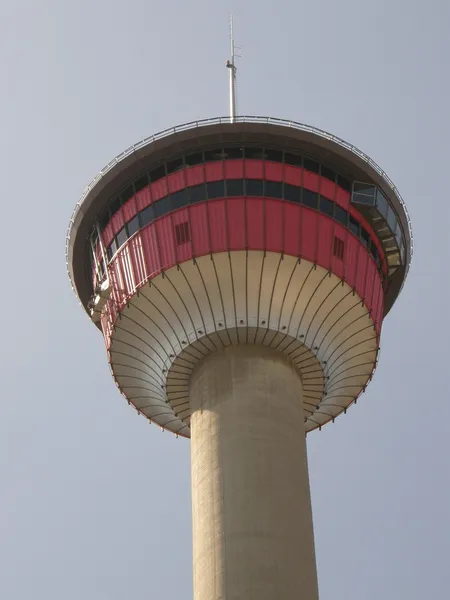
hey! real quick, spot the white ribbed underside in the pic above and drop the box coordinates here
[108,251,378,436]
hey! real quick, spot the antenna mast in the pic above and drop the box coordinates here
[226,15,237,122]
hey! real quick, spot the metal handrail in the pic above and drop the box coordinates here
[66,115,413,299]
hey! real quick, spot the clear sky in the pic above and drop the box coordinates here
[0,0,448,598]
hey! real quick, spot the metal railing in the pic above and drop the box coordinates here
[65,115,413,300]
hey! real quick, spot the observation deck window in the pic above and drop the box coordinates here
[207,181,226,199]
[189,183,207,203]
[284,152,302,167]
[153,196,171,218]
[185,151,203,166]
[349,215,360,236]
[116,227,127,249]
[134,173,149,193]
[264,180,283,199]
[319,196,334,217]
[335,204,348,226]
[126,215,140,237]
[223,147,244,159]
[284,183,301,203]
[121,185,134,204]
[167,157,184,174]
[171,189,189,210]
[303,189,318,209]
[246,179,264,196]
[321,165,336,182]
[226,179,244,196]
[352,182,377,206]
[265,148,283,162]
[304,158,320,173]
[140,204,155,227]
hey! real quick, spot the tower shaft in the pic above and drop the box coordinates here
[190,345,319,600]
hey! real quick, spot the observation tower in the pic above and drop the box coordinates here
[65,23,412,600]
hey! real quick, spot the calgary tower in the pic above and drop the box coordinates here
[66,18,412,600]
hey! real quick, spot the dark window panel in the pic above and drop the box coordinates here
[284,152,302,166]
[304,158,320,173]
[166,157,184,174]
[116,227,128,249]
[246,179,264,196]
[264,180,283,199]
[149,164,165,182]
[99,212,110,230]
[320,195,334,217]
[360,227,370,248]
[107,240,116,261]
[207,180,225,199]
[121,185,134,203]
[223,146,243,159]
[321,166,336,182]
[376,188,389,218]
[353,182,377,196]
[204,148,223,162]
[337,174,351,192]
[153,196,172,218]
[140,204,155,227]
[370,243,378,262]
[302,189,318,209]
[134,173,149,193]
[244,147,265,159]
[226,179,244,196]
[284,183,301,203]
[349,215,360,236]
[387,206,397,232]
[265,148,283,162]
[171,189,189,210]
[110,196,122,216]
[126,215,140,237]
[334,205,348,226]
[189,183,207,203]
[185,151,203,166]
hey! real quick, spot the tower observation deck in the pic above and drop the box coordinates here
[66,115,412,599]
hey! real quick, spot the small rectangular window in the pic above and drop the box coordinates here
[226,179,244,196]
[244,147,264,159]
[185,151,203,166]
[153,196,171,218]
[333,237,345,260]
[302,189,318,209]
[110,196,122,217]
[207,180,225,199]
[321,166,335,182]
[121,185,134,203]
[246,179,264,196]
[175,221,190,246]
[149,164,165,182]
[284,152,302,167]
[352,182,376,206]
[204,148,223,162]
[319,196,334,217]
[223,146,243,159]
[337,175,351,191]
[99,212,110,231]
[360,227,370,248]
[370,243,378,262]
[376,189,389,218]
[189,183,207,203]
[304,158,320,173]
[140,204,155,227]
[349,215,360,236]
[126,215,140,237]
[171,189,189,210]
[134,173,149,193]
[334,205,348,226]
[387,206,397,232]
[107,240,116,261]
[264,180,283,199]
[284,183,301,203]
[166,157,184,174]
[116,227,128,249]
[265,148,283,162]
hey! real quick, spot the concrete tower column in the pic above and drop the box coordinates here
[189,344,319,600]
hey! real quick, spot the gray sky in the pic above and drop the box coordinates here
[0,0,448,598]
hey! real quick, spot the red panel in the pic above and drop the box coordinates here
[330,223,347,279]
[355,248,368,300]
[265,161,283,182]
[303,171,319,192]
[364,259,377,313]
[186,165,204,187]
[205,162,224,182]
[167,171,185,193]
[300,207,317,263]
[172,209,192,263]
[344,234,359,289]
[110,211,124,235]
[189,203,210,257]
[135,186,151,211]
[317,216,333,271]
[156,218,176,270]
[151,178,168,202]
[103,222,114,246]
[284,165,302,186]
[246,198,264,250]
[122,197,137,222]
[224,159,244,179]
[320,178,336,200]
[227,198,246,250]
[140,224,161,279]
[335,187,350,209]
[283,203,301,257]
[208,200,227,253]
[244,159,263,179]
[265,199,283,253]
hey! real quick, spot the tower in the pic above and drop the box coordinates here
[65,32,412,599]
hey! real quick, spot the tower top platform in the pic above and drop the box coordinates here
[66,116,412,316]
